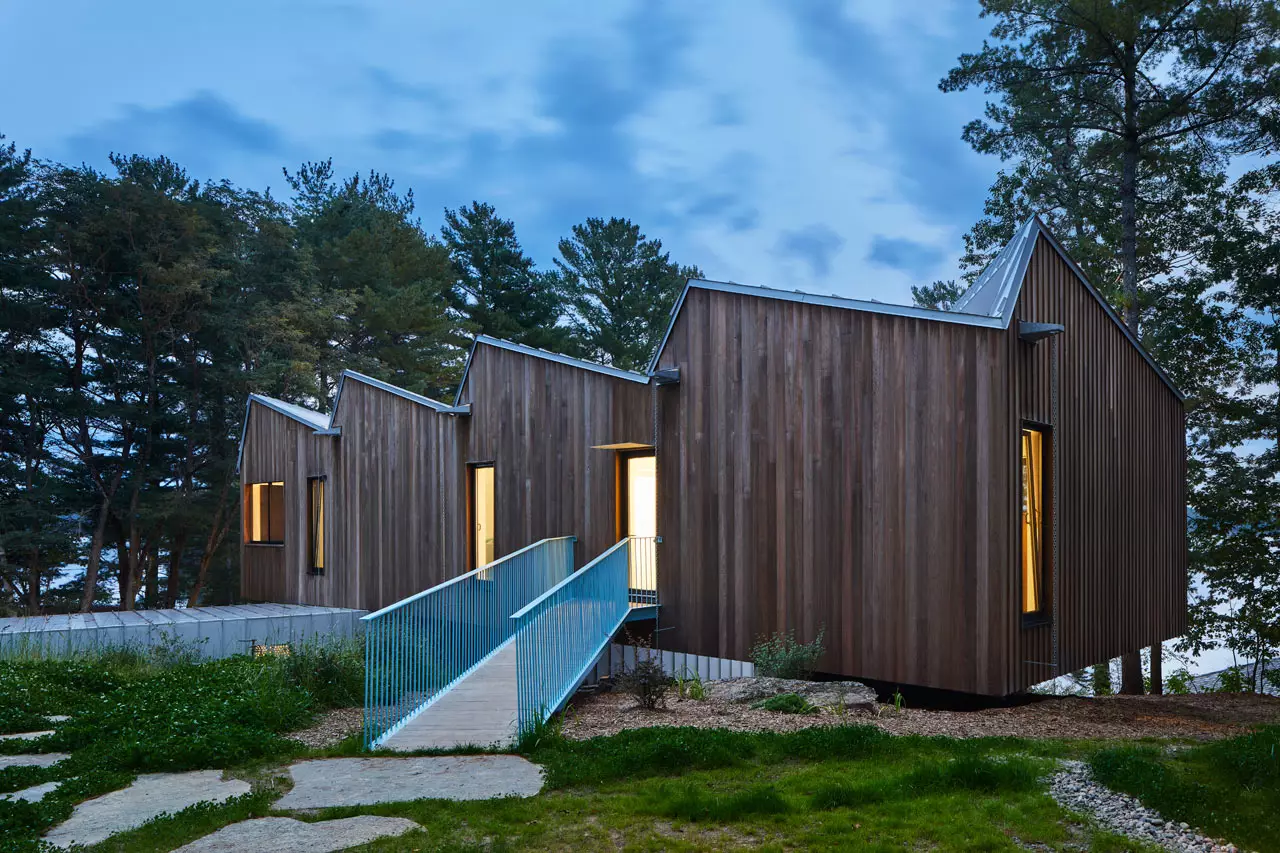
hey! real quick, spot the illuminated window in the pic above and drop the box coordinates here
[1020,427,1048,618]
[622,451,657,599]
[307,477,325,574]
[470,464,496,574]
[244,482,284,544]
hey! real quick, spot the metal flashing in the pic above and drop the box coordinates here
[335,370,461,414]
[455,335,650,406]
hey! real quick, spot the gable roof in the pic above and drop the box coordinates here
[333,370,469,416]
[648,216,1183,401]
[246,394,330,430]
[455,334,650,405]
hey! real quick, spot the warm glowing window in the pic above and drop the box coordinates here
[307,477,325,574]
[1020,427,1047,617]
[622,452,657,599]
[245,482,284,544]
[470,464,496,573]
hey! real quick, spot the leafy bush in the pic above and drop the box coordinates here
[1164,668,1194,695]
[282,636,364,708]
[749,628,825,679]
[616,655,671,710]
[753,693,818,714]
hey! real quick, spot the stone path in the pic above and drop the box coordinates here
[382,641,518,750]
[43,771,250,850]
[174,816,422,852]
[1,781,59,803]
[0,729,54,741]
[1049,759,1241,853]
[276,755,544,809]
[0,753,68,770]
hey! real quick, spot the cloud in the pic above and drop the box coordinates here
[776,225,845,278]
[62,92,284,179]
[866,235,946,278]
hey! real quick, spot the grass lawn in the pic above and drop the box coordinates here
[1,645,1274,852]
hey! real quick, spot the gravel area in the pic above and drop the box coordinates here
[287,707,363,749]
[1049,759,1242,853]
[564,690,1279,741]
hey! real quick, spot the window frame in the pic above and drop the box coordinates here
[1018,420,1052,628]
[243,481,285,546]
[306,475,326,575]
[616,449,657,541]
[467,461,497,574]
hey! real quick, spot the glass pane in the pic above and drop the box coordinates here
[625,455,657,537]
[267,482,285,543]
[309,479,325,570]
[474,466,496,568]
[1020,429,1044,614]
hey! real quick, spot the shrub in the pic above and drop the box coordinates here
[674,669,706,701]
[749,628,824,679]
[753,693,818,714]
[616,655,671,710]
[282,636,364,708]
[1164,668,1194,695]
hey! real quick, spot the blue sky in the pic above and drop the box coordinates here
[0,0,999,305]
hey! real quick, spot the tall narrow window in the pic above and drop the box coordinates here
[244,482,285,544]
[1020,426,1048,619]
[307,477,325,574]
[621,451,658,602]
[470,464,496,573]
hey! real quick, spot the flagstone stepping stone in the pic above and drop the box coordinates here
[0,753,68,770]
[1,781,59,803]
[43,770,250,849]
[45,715,71,723]
[174,815,422,852]
[276,755,543,810]
[0,730,55,741]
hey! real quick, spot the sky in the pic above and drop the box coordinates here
[0,0,1001,306]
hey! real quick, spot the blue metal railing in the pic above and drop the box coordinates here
[511,537,647,734]
[362,536,575,748]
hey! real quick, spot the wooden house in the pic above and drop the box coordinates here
[238,217,1186,696]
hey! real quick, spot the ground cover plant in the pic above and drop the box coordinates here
[0,637,364,852]
[748,628,825,679]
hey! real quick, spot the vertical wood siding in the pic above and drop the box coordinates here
[456,344,652,570]
[1007,237,1187,692]
[653,288,1012,694]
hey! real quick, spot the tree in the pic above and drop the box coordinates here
[943,0,1279,328]
[287,160,460,400]
[944,0,1280,694]
[911,279,967,310]
[441,201,568,353]
[555,217,701,371]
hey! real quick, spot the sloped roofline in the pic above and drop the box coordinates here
[333,369,470,417]
[454,334,650,406]
[646,216,1184,401]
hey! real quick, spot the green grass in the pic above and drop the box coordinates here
[1089,725,1280,853]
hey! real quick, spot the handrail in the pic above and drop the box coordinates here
[363,536,576,748]
[361,537,575,621]
[511,537,644,734]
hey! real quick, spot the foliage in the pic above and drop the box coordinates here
[280,635,364,708]
[674,669,706,701]
[615,654,672,710]
[554,216,702,370]
[1090,727,1280,851]
[911,279,967,311]
[1164,668,1194,695]
[750,628,825,679]
[753,693,818,715]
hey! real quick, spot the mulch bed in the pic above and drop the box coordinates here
[563,690,1280,742]
[288,707,363,749]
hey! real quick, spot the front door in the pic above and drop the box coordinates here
[621,451,657,601]
[470,463,496,573]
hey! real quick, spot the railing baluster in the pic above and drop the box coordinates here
[361,536,577,749]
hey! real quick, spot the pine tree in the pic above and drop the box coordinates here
[911,280,967,311]
[441,201,569,352]
[555,217,701,371]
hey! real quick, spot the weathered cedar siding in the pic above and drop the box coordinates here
[239,405,338,604]
[457,343,652,569]
[653,288,1011,694]
[1006,236,1186,692]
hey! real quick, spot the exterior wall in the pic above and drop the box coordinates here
[1006,237,1187,692]
[456,343,652,570]
[239,405,338,604]
[652,288,1013,694]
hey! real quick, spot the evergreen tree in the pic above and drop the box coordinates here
[555,217,701,371]
[287,160,459,400]
[911,279,967,311]
[441,201,568,352]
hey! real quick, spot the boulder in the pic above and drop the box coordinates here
[704,677,878,711]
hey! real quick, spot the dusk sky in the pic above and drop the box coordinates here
[0,0,1000,306]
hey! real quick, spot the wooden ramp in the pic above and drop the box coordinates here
[381,640,519,751]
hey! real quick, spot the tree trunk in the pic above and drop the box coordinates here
[187,480,232,608]
[117,532,135,611]
[1149,644,1163,695]
[26,545,41,614]
[143,544,158,609]
[1120,42,1141,332]
[164,530,187,609]
[79,496,112,613]
[1120,650,1144,694]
